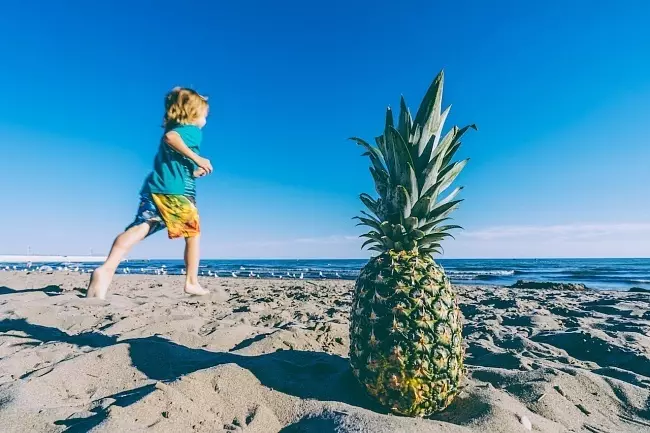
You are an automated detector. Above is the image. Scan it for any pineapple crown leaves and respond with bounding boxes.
[350,70,476,254]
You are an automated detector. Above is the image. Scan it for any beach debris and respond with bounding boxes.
[509,280,590,291]
[519,415,532,430]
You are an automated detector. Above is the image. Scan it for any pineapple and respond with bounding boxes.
[349,70,475,417]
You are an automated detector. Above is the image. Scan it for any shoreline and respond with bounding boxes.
[3,257,648,292]
[1,269,646,292]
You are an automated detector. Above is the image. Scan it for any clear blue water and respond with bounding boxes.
[2,258,649,291]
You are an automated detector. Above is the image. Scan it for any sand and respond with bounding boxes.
[0,272,649,432]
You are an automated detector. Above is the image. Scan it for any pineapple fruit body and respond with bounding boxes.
[350,250,464,416]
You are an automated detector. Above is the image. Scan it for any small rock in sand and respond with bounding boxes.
[509,280,590,291]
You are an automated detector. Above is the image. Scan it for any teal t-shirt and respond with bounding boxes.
[141,124,202,197]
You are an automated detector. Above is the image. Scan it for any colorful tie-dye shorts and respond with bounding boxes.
[126,194,200,239]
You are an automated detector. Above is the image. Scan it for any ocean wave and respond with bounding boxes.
[447,270,515,276]
[4,258,650,290]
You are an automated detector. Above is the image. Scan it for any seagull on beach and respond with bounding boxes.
[299,273,304,280]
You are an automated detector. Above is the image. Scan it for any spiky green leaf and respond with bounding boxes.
[418,217,452,233]
[434,224,463,233]
[410,229,425,240]
[380,236,395,249]
[408,163,419,203]
[380,221,393,237]
[403,216,418,231]
[354,216,383,232]
[350,137,387,173]
[360,231,382,241]
[385,126,415,189]
[359,193,380,217]
[436,186,463,209]
[369,167,389,198]
[429,199,464,218]
[410,194,433,219]
[361,238,380,249]
[397,96,412,145]
[395,185,412,219]
[419,232,455,246]
[429,201,463,223]
[435,161,467,197]
[413,71,444,154]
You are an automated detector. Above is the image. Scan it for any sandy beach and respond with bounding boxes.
[0,272,649,432]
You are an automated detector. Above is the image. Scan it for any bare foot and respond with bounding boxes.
[87,267,112,299]
[184,282,210,296]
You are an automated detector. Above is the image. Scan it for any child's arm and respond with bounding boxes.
[164,131,213,174]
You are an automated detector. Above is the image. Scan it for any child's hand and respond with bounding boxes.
[194,156,213,174]
[193,168,207,178]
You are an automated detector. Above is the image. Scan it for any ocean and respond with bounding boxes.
[2,258,649,291]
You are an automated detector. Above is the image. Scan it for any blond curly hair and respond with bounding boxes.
[163,87,209,128]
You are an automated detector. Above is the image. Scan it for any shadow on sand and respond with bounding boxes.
[0,318,379,431]
[0,285,64,297]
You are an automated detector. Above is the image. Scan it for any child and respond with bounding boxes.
[87,87,213,300]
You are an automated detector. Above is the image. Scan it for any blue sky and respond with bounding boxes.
[1,0,649,259]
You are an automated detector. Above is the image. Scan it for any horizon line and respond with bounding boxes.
[2,254,648,262]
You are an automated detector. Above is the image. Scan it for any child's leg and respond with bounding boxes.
[87,223,150,299]
[183,234,209,296]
